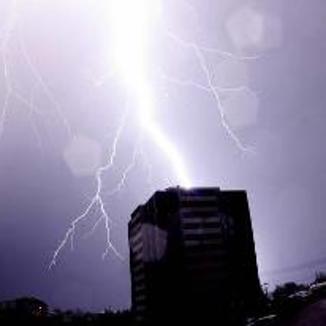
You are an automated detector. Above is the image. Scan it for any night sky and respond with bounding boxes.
[1,0,326,312]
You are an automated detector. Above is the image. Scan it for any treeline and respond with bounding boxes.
[0,298,133,326]
[0,272,325,326]
[249,271,326,325]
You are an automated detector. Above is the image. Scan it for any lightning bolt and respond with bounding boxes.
[108,0,192,187]
[49,107,129,268]
[0,0,72,147]
[0,0,17,139]
[0,1,259,267]
[164,30,257,152]
[50,0,191,267]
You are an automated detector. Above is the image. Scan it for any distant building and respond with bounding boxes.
[129,187,262,325]
[0,297,48,318]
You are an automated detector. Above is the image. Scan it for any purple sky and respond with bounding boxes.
[0,0,326,312]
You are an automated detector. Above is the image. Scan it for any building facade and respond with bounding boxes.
[129,187,262,325]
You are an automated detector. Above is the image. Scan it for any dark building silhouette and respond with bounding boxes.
[0,297,48,318]
[129,187,262,325]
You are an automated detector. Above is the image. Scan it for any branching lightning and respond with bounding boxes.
[0,0,17,139]
[50,0,191,267]
[164,30,256,152]
[0,0,258,267]
[0,0,72,146]
[49,106,129,268]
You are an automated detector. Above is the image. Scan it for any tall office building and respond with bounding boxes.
[129,187,262,325]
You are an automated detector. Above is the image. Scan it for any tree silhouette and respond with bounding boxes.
[314,271,326,284]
